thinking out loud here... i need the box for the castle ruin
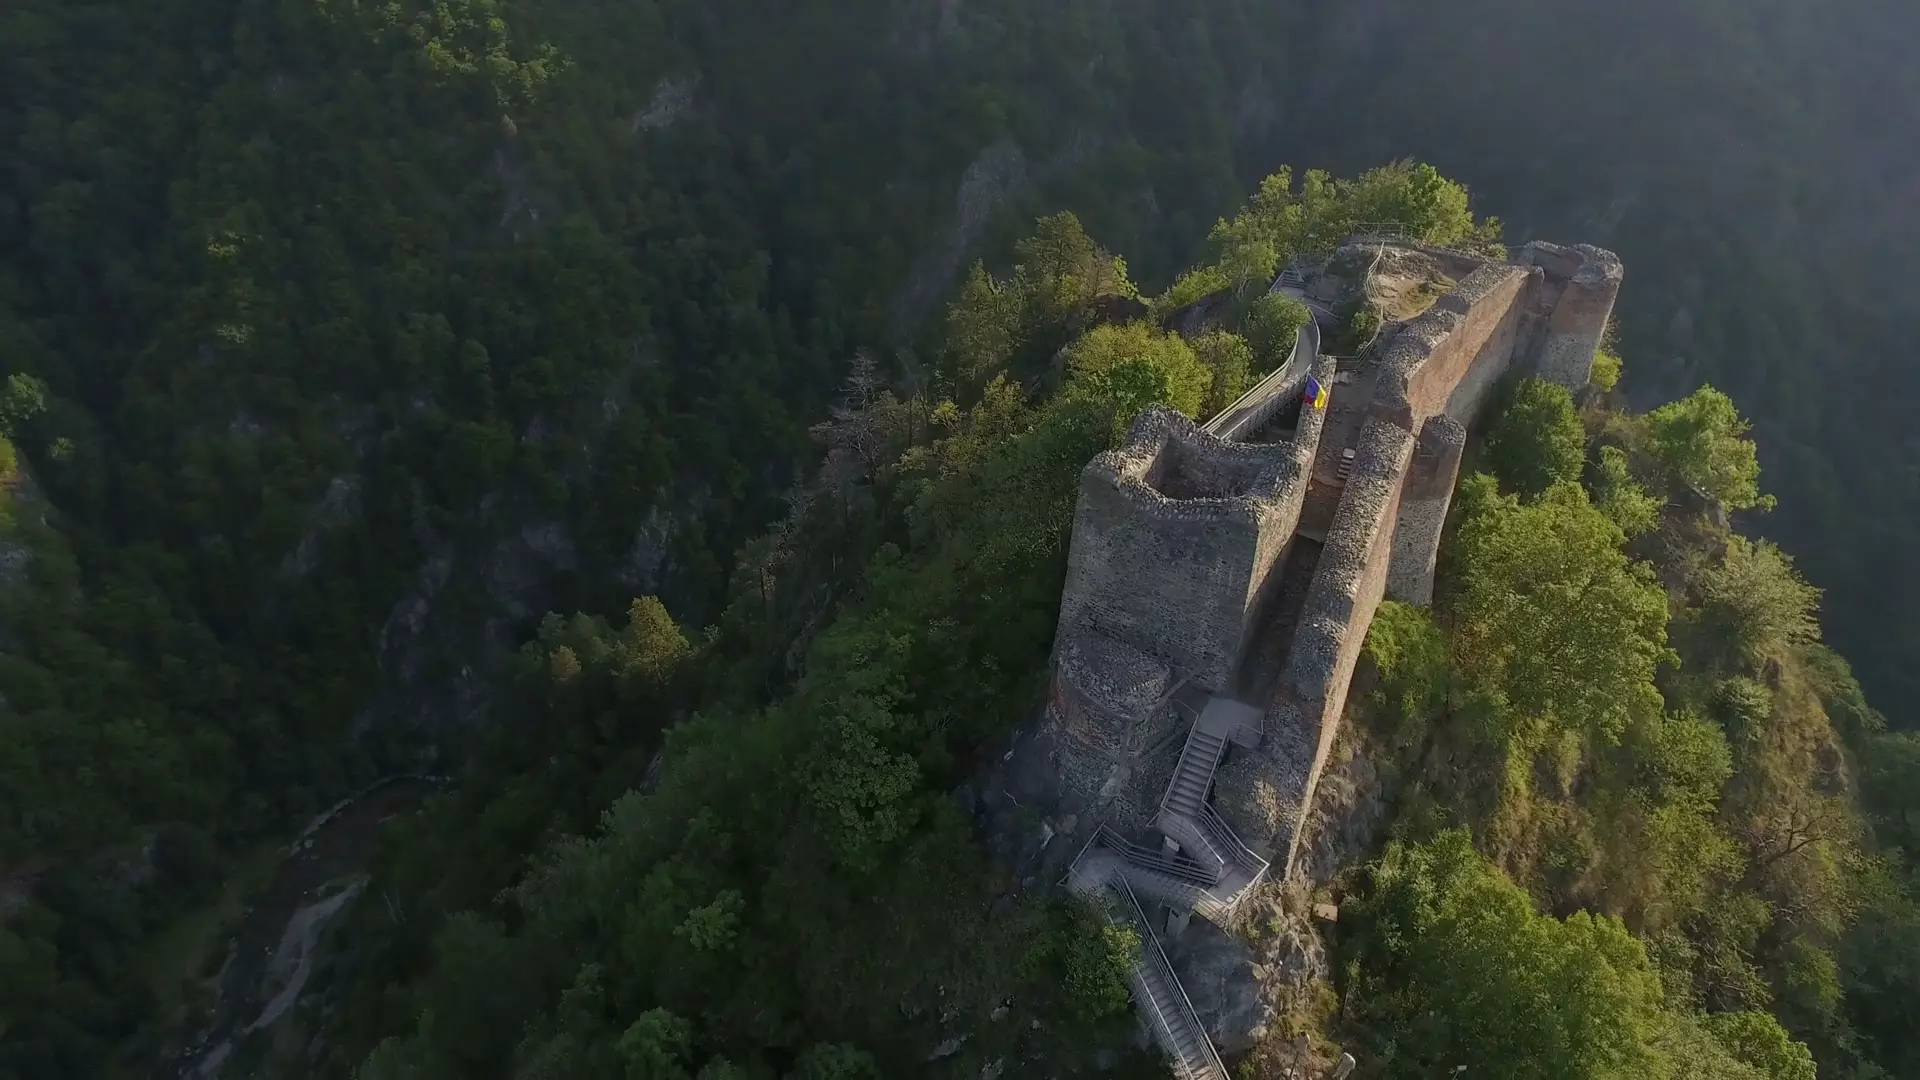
[1055,236,1622,1078]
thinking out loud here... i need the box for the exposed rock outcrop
[1166,918,1274,1054]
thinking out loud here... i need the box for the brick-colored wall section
[1372,264,1536,432]
[1216,250,1616,869]
[1387,416,1467,606]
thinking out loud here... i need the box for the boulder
[1164,918,1273,1054]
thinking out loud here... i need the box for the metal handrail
[1162,807,1230,872]
[1098,879,1191,1074]
[1200,804,1270,880]
[1094,825,1216,886]
[1203,316,1312,439]
[1111,873,1231,1079]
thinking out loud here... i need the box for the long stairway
[1070,853,1230,1080]
[1067,698,1272,1075]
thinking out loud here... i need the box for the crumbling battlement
[1517,241,1624,390]
[1057,404,1323,694]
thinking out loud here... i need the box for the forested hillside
[317,181,1920,1080]
[0,0,1915,1078]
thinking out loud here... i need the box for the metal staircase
[1071,853,1231,1080]
[1064,698,1275,1075]
[1162,724,1228,820]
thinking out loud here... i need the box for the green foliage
[1840,890,1920,1077]
[1363,601,1451,733]
[1244,293,1311,373]
[1702,1011,1818,1080]
[416,913,552,1073]
[1344,832,1822,1080]
[944,263,1026,394]
[1332,299,1384,356]
[1345,161,1494,249]
[357,1035,458,1080]
[1448,479,1672,747]
[319,209,1219,1077]
[1651,1015,1771,1080]
[1643,388,1774,512]
[0,374,46,436]
[1147,266,1232,323]
[0,924,59,1041]
[1062,322,1212,425]
[1592,350,1624,393]
[1,0,1904,1060]
[1207,162,1500,272]
[1191,330,1255,415]
[1484,378,1588,498]
[940,215,1140,396]
[319,0,567,111]
[1590,445,1662,537]
[1689,538,1822,671]
[616,1009,694,1080]
[1857,731,1920,862]
[788,1043,882,1080]
[1593,709,1742,928]
[1014,212,1137,325]
[1343,831,1671,1079]
[1025,904,1139,1025]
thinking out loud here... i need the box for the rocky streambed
[173,777,443,1078]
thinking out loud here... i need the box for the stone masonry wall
[1057,408,1312,693]
[1386,415,1466,606]
[1519,241,1623,389]
[1055,236,1626,881]
[1215,246,1618,871]
[1372,263,1537,430]
[1214,417,1415,867]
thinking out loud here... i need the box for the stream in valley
[173,777,443,1078]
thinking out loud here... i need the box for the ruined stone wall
[1048,668,1188,832]
[1056,236,1627,880]
[1215,418,1415,866]
[1057,408,1312,692]
[1061,481,1266,692]
[1386,416,1466,606]
[1217,246,1618,873]
[1518,241,1623,389]
[1241,355,1334,640]
[1373,263,1537,430]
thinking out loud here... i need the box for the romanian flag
[1303,375,1329,410]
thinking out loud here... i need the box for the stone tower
[1046,403,1324,822]
[1055,408,1311,696]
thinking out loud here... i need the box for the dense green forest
[0,0,1915,1077]
[313,181,1920,1080]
